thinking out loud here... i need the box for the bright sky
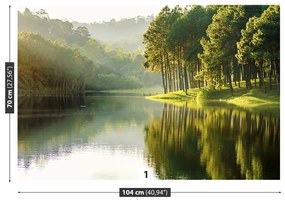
[18,3,188,23]
[17,0,278,23]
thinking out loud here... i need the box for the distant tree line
[143,5,280,95]
[72,16,153,52]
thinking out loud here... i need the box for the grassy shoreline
[147,85,280,108]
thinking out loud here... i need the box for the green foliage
[19,9,86,45]
[200,5,248,93]
[251,6,280,61]
[144,5,219,93]
[18,32,97,95]
[144,5,279,97]
[178,5,216,62]
[18,8,154,93]
[236,5,280,89]
[236,17,257,65]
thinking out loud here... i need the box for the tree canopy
[143,5,279,95]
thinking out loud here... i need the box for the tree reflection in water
[144,103,279,179]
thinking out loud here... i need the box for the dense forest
[143,5,280,95]
[18,8,160,95]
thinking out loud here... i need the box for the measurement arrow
[7,5,12,183]
[172,191,281,194]
[18,191,281,194]
[9,5,11,62]
[18,191,119,194]
[9,112,11,182]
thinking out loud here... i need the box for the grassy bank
[147,83,280,108]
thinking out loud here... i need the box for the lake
[18,94,280,180]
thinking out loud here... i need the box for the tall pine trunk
[160,53,167,94]
[182,47,189,94]
[197,60,201,88]
[257,59,264,89]
[269,59,274,89]
[226,62,233,96]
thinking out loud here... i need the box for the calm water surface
[18,94,279,180]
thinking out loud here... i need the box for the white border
[0,0,284,201]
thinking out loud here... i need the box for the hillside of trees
[143,5,280,95]
[18,32,96,94]
[18,9,160,95]
[72,16,153,52]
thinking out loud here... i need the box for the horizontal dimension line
[172,191,281,194]
[18,191,281,194]
[18,191,118,194]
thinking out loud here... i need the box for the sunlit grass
[149,89,199,100]
[147,79,280,108]
[227,88,280,107]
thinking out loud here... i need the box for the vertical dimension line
[8,5,11,182]
[9,5,11,62]
[9,114,11,182]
